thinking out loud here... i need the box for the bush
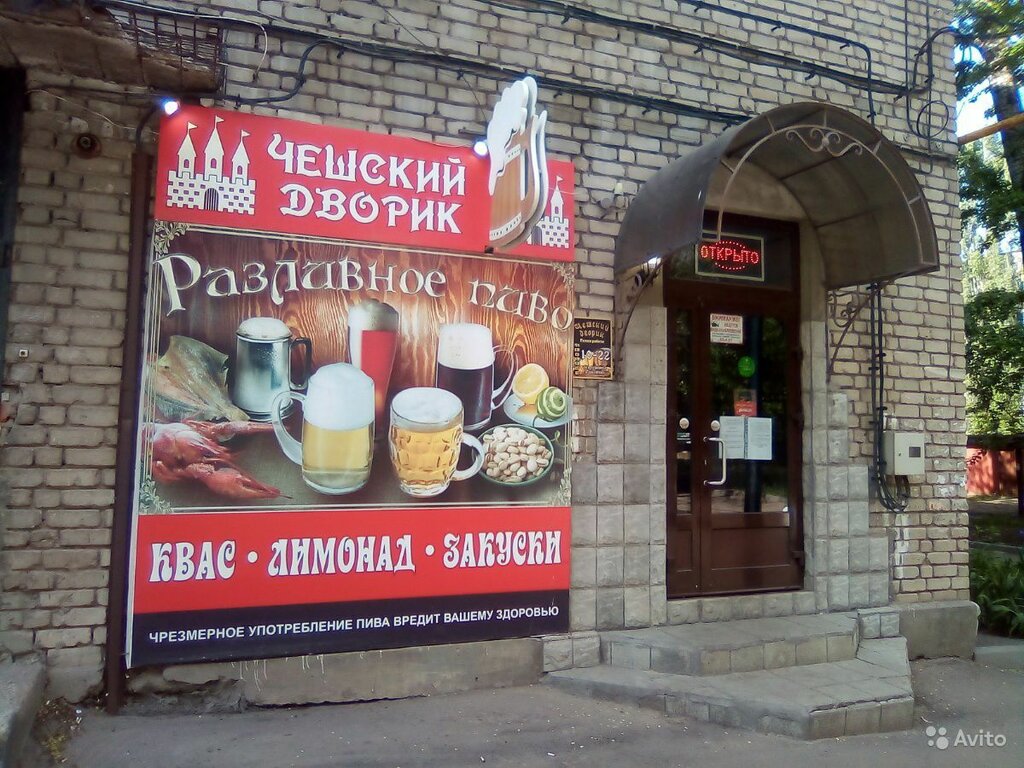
[970,549,1024,637]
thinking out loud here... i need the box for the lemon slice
[512,363,550,405]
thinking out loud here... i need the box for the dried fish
[152,336,248,423]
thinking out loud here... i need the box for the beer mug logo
[486,76,548,249]
[389,387,484,498]
[271,364,374,495]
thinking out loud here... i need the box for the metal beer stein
[231,317,312,422]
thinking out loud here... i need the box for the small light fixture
[160,97,181,116]
[472,139,488,157]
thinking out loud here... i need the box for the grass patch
[970,549,1024,637]
[969,513,1024,546]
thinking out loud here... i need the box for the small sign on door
[710,313,744,345]
[734,388,757,417]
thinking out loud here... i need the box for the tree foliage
[963,235,1018,296]
[954,0,1024,248]
[965,288,1024,434]
[954,0,1024,99]
[959,137,1024,245]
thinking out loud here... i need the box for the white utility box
[882,431,925,475]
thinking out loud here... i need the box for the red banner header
[154,105,575,261]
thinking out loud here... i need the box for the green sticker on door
[738,355,756,377]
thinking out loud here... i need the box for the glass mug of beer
[271,364,374,495]
[389,387,484,497]
[435,323,517,431]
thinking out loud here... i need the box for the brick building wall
[0,0,966,700]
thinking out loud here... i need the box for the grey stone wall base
[0,659,45,768]
[856,606,901,639]
[542,632,601,672]
[898,600,979,660]
[130,639,542,707]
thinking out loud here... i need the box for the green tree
[963,238,1019,296]
[962,152,1020,295]
[959,134,1024,246]
[955,0,1024,245]
[965,288,1024,434]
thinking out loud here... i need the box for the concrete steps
[600,614,859,675]
[0,659,46,767]
[546,617,915,740]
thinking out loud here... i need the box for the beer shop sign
[154,81,572,260]
[125,81,575,668]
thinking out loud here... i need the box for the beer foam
[437,323,494,370]
[303,363,374,430]
[392,387,461,429]
[486,78,534,195]
[237,316,291,341]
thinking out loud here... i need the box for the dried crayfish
[147,421,281,500]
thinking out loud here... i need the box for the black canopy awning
[615,102,940,289]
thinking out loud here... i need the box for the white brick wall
[0,0,965,699]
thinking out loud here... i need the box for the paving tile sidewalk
[27,657,1024,768]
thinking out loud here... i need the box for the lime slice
[537,386,567,420]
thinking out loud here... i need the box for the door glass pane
[675,311,692,513]
[707,314,789,513]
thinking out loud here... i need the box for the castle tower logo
[166,116,256,215]
[527,175,570,249]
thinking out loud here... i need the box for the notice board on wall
[125,102,575,667]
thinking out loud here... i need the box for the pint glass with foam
[272,363,374,494]
[389,387,484,497]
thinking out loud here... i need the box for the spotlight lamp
[160,97,181,116]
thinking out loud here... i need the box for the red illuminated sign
[695,233,766,282]
[701,240,760,270]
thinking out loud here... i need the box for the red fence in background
[967,447,1019,496]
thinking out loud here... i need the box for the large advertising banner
[125,97,575,667]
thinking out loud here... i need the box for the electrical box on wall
[882,432,925,475]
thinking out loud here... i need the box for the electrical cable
[869,283,912,512]
[231,38,345,106]
[25,88,138,135]
[481,0,898,119]
[88,0,958,162]
[679,0,881,119]
[367,0,488,113]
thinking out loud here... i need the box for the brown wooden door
[666,215,804,597]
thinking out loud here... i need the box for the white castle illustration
[528,176,570,248]
[166,116,256,215]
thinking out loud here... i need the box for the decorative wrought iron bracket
[614,258,662,375]
[826,283,879,380]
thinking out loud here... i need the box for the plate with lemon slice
[503,363,573,429]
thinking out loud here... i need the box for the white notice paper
[709,313,744,345]
[746,417,773,461]
[718,416,746,460]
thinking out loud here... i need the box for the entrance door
[665,215,803,597]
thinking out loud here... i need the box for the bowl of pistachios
[479,424,555,486]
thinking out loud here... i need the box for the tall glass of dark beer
[435,323,516,431]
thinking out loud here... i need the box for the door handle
[703,436,728,486]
